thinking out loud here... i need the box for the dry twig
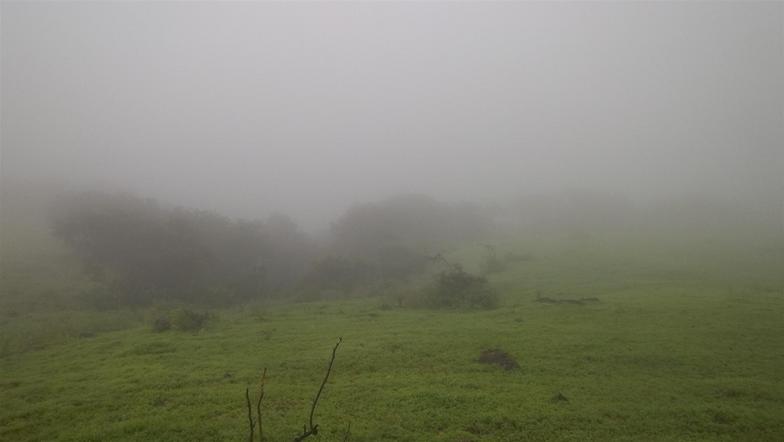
[257,368,267,442]
[293,337,343,441]
[246,388,255,442]
[246,339,342,442]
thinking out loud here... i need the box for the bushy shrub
[49,192,314,306]
[152,316,171,332]
[170,308,211,332]
[330,195,490,280]
[426,265,499,309]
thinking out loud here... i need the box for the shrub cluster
[426,265,499,309]
[50,192,494,307]
[330,195,489,281]
[152,308,211,332]
[50,192,313,305]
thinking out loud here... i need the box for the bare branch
[257,368,267,442]
[293,337,343,442]
[246,388,255,442]
[310,337,342,428]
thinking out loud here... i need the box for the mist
[3,2,781,229]
[2,3,784,441]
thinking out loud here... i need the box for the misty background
[2,5,784,439]
[2,2,783,230]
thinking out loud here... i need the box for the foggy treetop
[2,2,782,229]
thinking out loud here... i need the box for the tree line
[50,192,491,306]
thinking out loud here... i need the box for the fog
[3,5,784,439]
[2,2,782,229]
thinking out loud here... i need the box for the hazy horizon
[2,2,782,229]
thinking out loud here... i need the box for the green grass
[2,230,783,441]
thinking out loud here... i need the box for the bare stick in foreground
[257,367,267,442]
[293,337,343,442]
[246,387,255,442]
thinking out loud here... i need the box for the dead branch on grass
[245,338,343,442]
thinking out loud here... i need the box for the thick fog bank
[2,2,782,230]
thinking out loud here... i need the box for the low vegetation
[2,190,783,440]
[425,265,499,309]
[45,192,492,309]
[3,274,783,440]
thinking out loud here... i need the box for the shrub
[152,316,171,332]
[170,308,211,332]
[427,265,499,309]
[49,192,314,306]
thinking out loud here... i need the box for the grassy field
[2,231,784,441]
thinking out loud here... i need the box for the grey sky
[2,2,782,228]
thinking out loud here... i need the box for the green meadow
[2,231,784,441]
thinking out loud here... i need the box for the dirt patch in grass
[478,349,519,371]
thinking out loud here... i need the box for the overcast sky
[2,2,782,228]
